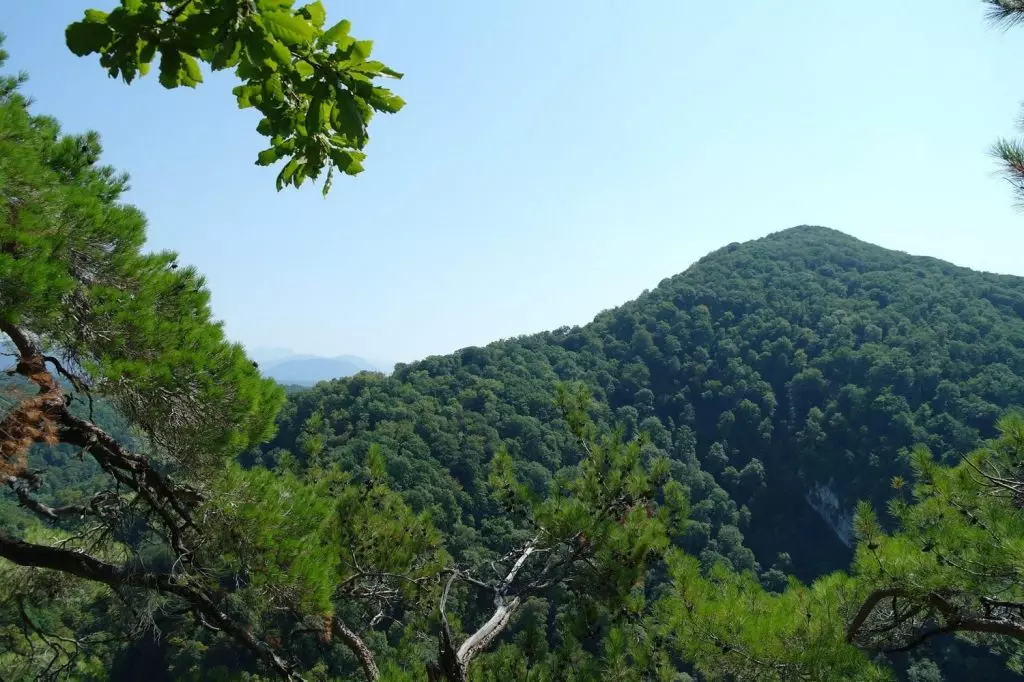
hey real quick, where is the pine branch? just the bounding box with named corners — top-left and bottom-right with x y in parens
top-left (331, 617), bottom-right (380, 682)
top-left (3, 474), bottom-right (96, 521)
top-left (984, 0), bottom-right (1024, 28)
top-left (848, 586), bottom-right (1024, 652)
top-left (0, 530), bottom-right (301, 680)
top-left (0, 320), bottom-right (301, 680)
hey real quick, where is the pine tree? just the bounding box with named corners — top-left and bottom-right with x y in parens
top-left (652, 552), bottom-right (889, 681)
top-left (281, 383), bottom-right (691, 682)
top-left (846, 413), bottom-right (1024, 672)
top-left (0, 34), bottom-right (308, 678)
top-left (985, 1), bottom-right (1024, 205)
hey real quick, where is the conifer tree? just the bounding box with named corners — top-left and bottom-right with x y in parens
top-left (266, 384), bottom-right (689, 682)
top-left (414, 384), bottom-right (687, 682)
top-left (652, 553), bottom-right (889, 681)
top-left (846, 413), bottom-right (1024, 671)
top-left (0, 34), bottom-right (319, 679)
top-left (986, 1), bottom-right (1024, 205)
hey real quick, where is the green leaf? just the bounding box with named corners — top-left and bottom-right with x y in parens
top-left (242, 38), bottom-right (278, 73)
top-left (181, 53), bottom-right (203, 86)
top-left (321, 19), bottom-right (351, 46)
top-left (83, 9), bottom-right (109, 22)
top-left (277, 158), bottom-right (301, 190)
top-left (351, 61), bottom-right (403, 80)
top-left (136, 40), bottom-right (156, 76)
top-left (138, 40), bottom-right (157, 66)
top-left (211, 40), bottom-right (243, 70)
top-left (262, 74), bottom-right (285, 103)
top-left (158, 47), bottom-right (182, 88)
top-left (256, 147), bottom-right (280, 166)
top-left (233, 84), bottom-right (261, 108)
top-left (266, 37), bottom-right (292, 66)
top-left (65, 20), bottom-right (114, 56)
top-left (305, 96), bottom-right (325, 134)
top-left (293, 163), bottom-right (308, 187)
top-left (236, 57), bottom-right (261, 80)
top-left (295, 60), bottom-right (315, 78)
top-left (353, 40), bottom-right (373, 60)
top-left (104, 6), bottom-right (133, 32)
top-left (368, 88), bottom-right (405, 114)
top-left (330, 89), bottom-right (367, 145)
top-left (263, 11), bottom-right (315, 45)
top-left (330, 149), bottom-right (366, 175)
top-left (299, 1), bottom-right (327, 28)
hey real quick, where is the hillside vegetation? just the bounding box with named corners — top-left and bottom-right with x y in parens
top-left (253, 226), bottom-right (1024, 679)
top-left (270, 226), bottom-right (1024, 572)
top-left (7, 1), bottom-right (1024, 678)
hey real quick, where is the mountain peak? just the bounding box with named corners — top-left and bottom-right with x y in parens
top-left (246, 348), bottom-right (383, 386)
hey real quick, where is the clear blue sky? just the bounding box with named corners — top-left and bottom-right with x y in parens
top-left (2, 1), bottom-right (1023, 364)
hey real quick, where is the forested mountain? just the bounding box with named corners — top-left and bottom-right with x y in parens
top-left (250, 349), bottom-right (382, 386)
top-left (269, 225), bottom-right (1024, 567)
top-left (8, 1), bottom-right (1024, 677)
top-left (8, 209), bottom-right (1024, 679)
top-left (255, 225), bottom-right (1024, 679)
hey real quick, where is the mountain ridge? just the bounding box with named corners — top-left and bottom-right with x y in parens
top-left (248, 348), bottom-right (385, 386)
top-left (273, 224), bottom-right (1024, 587)
top-left (429, 224), bottom-right (1017, 363)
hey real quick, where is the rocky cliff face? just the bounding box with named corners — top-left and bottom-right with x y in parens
top-left (805, 481), bottom-right (854, 548)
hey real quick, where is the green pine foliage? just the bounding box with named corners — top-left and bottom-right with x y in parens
top-left (654, 552), bottom-right (886, 681)
top-left (0, 33), bottom-right (283, 472)
top-left (7, 2), bottom-right (1024, 678)
top-left (0, 35), bottom-right (331, 680)
top-left (0, 524), bottom-right (123, 680)
top-left (846, 412), bottom-right (1024, 670)
top-left (210, 464), bottom-right (342, 615)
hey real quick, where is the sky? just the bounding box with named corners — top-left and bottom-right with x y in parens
top-left (1, 1), bottom-right (1023, 365)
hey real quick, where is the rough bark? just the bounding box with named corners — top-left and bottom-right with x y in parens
top-left (332, 617), bottom-right (380, 682)
top-left (1, 321), bottom-right (201, 554)
top-left (846, 587), bottom-right (903, 644)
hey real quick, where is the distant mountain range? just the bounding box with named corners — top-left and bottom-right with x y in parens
top-left (247, 347), bottom-right (386, 386)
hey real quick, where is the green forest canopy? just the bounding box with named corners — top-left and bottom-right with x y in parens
top-left (6, 0), bottom-right (1024, 680)
top-left (5, 91), bottom-right (1024, 678)
top-left (261, 224), bottom-right (1024, 679)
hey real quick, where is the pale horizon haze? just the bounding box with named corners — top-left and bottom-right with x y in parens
top-left (2, 1), bottom-right (1023, 365)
